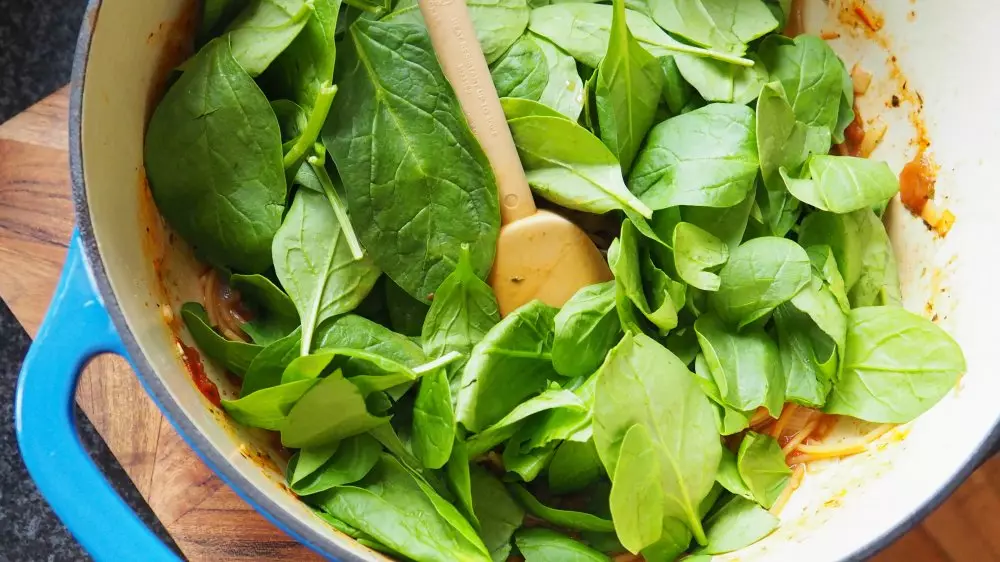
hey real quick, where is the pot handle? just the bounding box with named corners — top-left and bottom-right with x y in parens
top-left (15, 231), bottom-right (181, 562)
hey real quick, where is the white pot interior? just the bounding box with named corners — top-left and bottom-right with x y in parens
top-left (76, 0), bottom-right (1000, 560)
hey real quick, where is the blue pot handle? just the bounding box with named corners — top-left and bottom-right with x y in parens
top-left (15, 231), bottom-right (181, 562)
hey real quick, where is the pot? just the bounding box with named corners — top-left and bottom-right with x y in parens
top-left (14, 0), bottom-right (1000, 560)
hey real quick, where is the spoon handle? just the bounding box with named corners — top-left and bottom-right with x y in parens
top-left (419, 0), bottom-right (536, 225)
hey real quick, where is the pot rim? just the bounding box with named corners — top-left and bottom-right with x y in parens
top-left (66, 1), bottom-right (1000, 560)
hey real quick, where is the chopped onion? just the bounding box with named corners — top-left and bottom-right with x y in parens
top-left (857, 119), bottom-right (888, 158)
top-left (851, 63), bottom-right (873, 95)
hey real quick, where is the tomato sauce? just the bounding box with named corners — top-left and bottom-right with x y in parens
top-left (177, 338), bottom-right (222, 408)
top-left (898, 152), bottom-right (935, 216)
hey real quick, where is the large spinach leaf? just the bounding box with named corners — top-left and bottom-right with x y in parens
top-left (281, 369), bottom-right (389, 447)
top-left (548, 440), bottom-right (604, 494)
top-left (536, 35), bottom-right (586, 120)
top-left (273, 189), bottom-right (380, 355)
top-left (261, 0), bottom-right (342, 109)
top-left (592, 0), bottom-right (664, 171)
top-left (316, 314), bottom-right (427, 372)
top-left (774, 304), bottom-right (835, 408)
top-left (467, 388), bottom-right (586, 457)
top-left (609, 219), bottom-right (683, 333)
top-left (756, 81), bottom-right (811, 237)
top-left (412, 369), bottom-right (455, 469)
top-left (508, 484), bottom-right (614, 532)
top-left (241, 328), bottom-right (302, 396)
top-left (708, 236), bottom-right (811, 328)
top-left (593, 333), bottom-right (721, 545)
top-left (181, 302), bottom-right (262, 377)
top-left (528, 4), bottom-right (753, 68)
top-left (609, 423), bottom-right (664, 552)
top-left (797, 210), bottom-right (865, 291)
top-left (386, 0), bottom-right (529, 64)
top-left (736, 431), bottom-right (790, 508)
top-left (782, 156), bottom-right (900, 214)
top-left (674, 52), bottom-right (768, 104)
top-left (320, 454), bottom-right (492, 562)
top-left (227, 0), bottom-right (315, 76)
top-left (849, 209), bottom-right (902, 308)
top-left (515, 528), bottom-right (611, 562)
top-left (696, 495), bottom-right (778, 555)
top-left (552, 281), bottom-right (622, 378)
top-left (629, 104), bottom-right (758, 210)
top-left (672, 222), bottom-right (729, 291)
top-left (694, 314), bottom-right (784, 416)
top-left (324, 18), bottom-right (500, 303)
top-left (826, 307), bottom-right (965, 423)
top-left (456, 300), bottom-right (559, 432)
top-left (145, 38), bottom-right (285, 273)
top-left (502, 98), bottom-right (652, 217)
top-left (288, 434), bottom-right (381, 495)
top-left (421, 245), bottom-right (500, 379)
top-left (221, 378), bottom-right (317, 429)
top-left (649, 0), bottom-right (777, 54)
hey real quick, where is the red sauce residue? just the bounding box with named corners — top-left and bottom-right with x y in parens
top-left (177, 338), bottom-right (222, 408)
top-left (899, 152), bottom-right (935, 215)
top-left (840, 105), bottom-right (866, 157)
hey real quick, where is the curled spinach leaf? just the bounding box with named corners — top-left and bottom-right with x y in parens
top-left (536, 35), bottom-right (586, 120)
top-left (736, 431), bottom-right (790, 509)
top-left (782, 155), bottom-right (900, 214)
top-left (694, 314), bottom-right (784, 416)
top-left (470, 465), bottom-right (525, 561)
top-left (552, 281), bottom-right (622, 378)
top-left (281, 369), bottom-right (390, 447)
top-left (696, 495), bottom-right (778, 555)
top-left (490, 34), bottom-right (550, 101)
top-left (515, 528), bottom-right (611, 562)
top-left (413, 369), bottom-right (456, 469)
top-left (227, 0), bottom-right (316, 76)
top-left (649, 0), bottom-right (777, 54)
top-left (288, 434), bottom-right (381, 495)
top-left (508, 484), bottom-right (615, 532)
top-left (181, 302), bottom-right (262, 376)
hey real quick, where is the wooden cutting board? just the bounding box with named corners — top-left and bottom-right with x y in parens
top-left (1, 88), bottom-right (998, 562)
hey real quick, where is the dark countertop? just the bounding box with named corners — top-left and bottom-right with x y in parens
top-left (0, 1), bottom-right (174, 559)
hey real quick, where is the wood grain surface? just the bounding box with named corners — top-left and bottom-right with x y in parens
top-left (1, 89), bottom-right (996, 562)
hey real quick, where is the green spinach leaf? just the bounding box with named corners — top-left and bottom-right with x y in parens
top-left (609, 423), bottom-right (664, 552)
top-left (241, 328), bottom-right (302, 396)
top-left (782, 156), bottom-right (900, 214)
top-left (413, 369), bottom-right (455, 469)
top-left (281, 369), bottom-right (389, 447)
top-left (230, 274), bottom-right (299, 345)
top-left (715, 448), bottom-right (754, 501)
top-left (447, 439), bottom-right (478, 526)
top-left (490, 34), bottom-right (550, 101)
top-left (697, 495), bottom-right (778, 555)
top-left (593, 0), bottom-right (665, 171)
top-left (694, 314), bottom-right (784, 416)
top-left (536, 35), bottom-right (586, 120)
top-left (849, 209), bottom-right (902, 308)
top-left (316, 314), bottom-right (427, 373)
top-left (261, 0), bottom-right (342, 109)
top-left (797, 210), bottom-right (865, 291)
top-left (756, 81), bottom-right (812, 237)
top-left (552, 281), bottom-right (622, 378)
top-left (287, 441), bottom-right (340, 486)
top-left (502, 98), bottom-right (652, 217)
top-left (630, 104), bottom-right (758, 210)
top-left (457, 300), bottom-right (559, 432)
top-left (467, 388), bottom-right (586, 457)
top-left (145, 38), bottom-right (284, 273)
top-left (548, 440), bottom-right (604, 494)
top-left (508, 484), bottom-right (615, 532)
top-left (649, 0), bottom-right (777, 53)
top-left (826, 307), bottom-right (966, 423)
top-left (324, 18), bottom-right (500, 303)
top-left (609, 220), bottom-right (681, 332)
top-left (708, 236), bottom-right (811, 328)
top-left (386, 0), bottom-right (529, 64)
top-left (385, 278), bottom-right (429, 337)
top-left (288, 434), bottom-right (381, 495)
top-left (227, 0), bottom-right (315, 76)
top-left (672, 222), bottom-right (729, 291)
top-left (774, 304), bottom-right (835, 408)
top-left (674, 52), bottom-right (768, 104)
top-left (737, 431), bottom-right (790, 508)
top-left (693, 353), bottom-right (752, 435)
top-left (683, 188), bottom-right (756, 251)
top-left (470, 466), bottom-right (526, 561)
top-left (593, 333), bottom-right (721, 544)
top-left (222, 378), bottom-right (318, 429)
top-left (515, 528), bottom-right (611, 562)
top-left (181, 302), bottom-right (262, 377)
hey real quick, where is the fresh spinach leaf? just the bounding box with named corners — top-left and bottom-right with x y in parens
top-left (470, 465), bottom-right (525, 561)
top-left (221, 378), bottom-right (318, 430)
top-left (774, 304), bottom-right (835, 407)
top-left (849, 209), bottom-right (902, 308)
top-left (593, 333), bottom-right (721, 544)
top-left (447, 439), bottom-right (479, 526)
top-left (145, 38), bottom-right (285, 273)
top-left (280, 350), bottom-right (337, 383)
top-left (797, 210), bottom-right (865, 291)
top-left (421, 245), bottom-right (500, 379)
top-left (552, 281), bottom-right (622, 378)
top-left (782, 156), bottom-right (900, 214)
top-left (593, 0), bottom-right (665, 171)
top-left (320, 454), bottom-right (492, 562)
top-left (649, 0), bottom-right (777, 54)
top-left (694, 314), bottom-right (784, 416)
top-left (807, 245), bottom-right (851, 312)
top-left (230, 274), bottom-right (299, 345)
top-left (324, 18), bottom-right (500, 303)
top-left (490, 34), bottom-right (550, 101)
top-left (672, 222), bottom-right (729, 291)
top-left (737, 431), bottom-right (790, 509)
top-left (385, 278), bottom-right (429, 337)
top-left (758, 34), bottom-right (845, 145)
top-left (227, 0), bottom-right (315, 76)
top-left (457, 300), bottom-right (559, 432)
top-left (508, 484), bottom-right (615, 532)
top-left (609, 220), bottom-right (681, 332)
top-left (516, 374), bottom-right (597, 451)
top-left (181, 302), bottom-right (262, 377)
top-left (548, 440), bottom-right (604, 494)
top-left (659, 55), bottom-right (695, 115)
top-left (708, 236), bottom-right (811, 328)
top-left (756, 81), bottom-right (812, 237)
top-left (261, 0), bottom-right (342, 109)
top-left (386, 0), bottom-right (529, 64)
top-left (683, 188), bottom-right (756, 251)
top-left (609, 423), bottom-right (664, 552)
top-left (825, 307), bottom-right (966, 423)
top-left (287, 441), bottom-right (340, 487)
top-left (289, 434), bottom-right (381, 495)
top-left (535, 35), bottom-right (586, 120)
top-left (693, 353), bottom-right (752, 435)
top-left (241, 328), bottom-right (303, 396)
top-left (697, 495), bottom-right (778, 555)
top-left (467, 388), bottom-right (586, 457)
top-left (273, 189), bottom-right (380, 355)
top-left (715, 448), bottom-right (754, 501)
top-left (502, 98), bottom-right (652, 217)
top-left (674, 53), bottom-right (768, 104)
top-left (528, 4), bottom-right (753, 68)
top-left (281, 369), bottom-right (389, 447)
top-left (413, 369), bottom-right (455, 469)
top-left (503, 443), bottom-right (557, 482)
top-left (316, 314), bottom-right (427, 373)
top-left (629, 104), bottom-right (759, 210)
top-left (200, 0), bottom-right (250, 39)
top-left (515, 528), bottom-right (611, 562)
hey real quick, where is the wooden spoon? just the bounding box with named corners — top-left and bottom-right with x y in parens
top-left (419, 0), bottom-right (613, 317)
